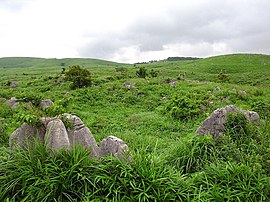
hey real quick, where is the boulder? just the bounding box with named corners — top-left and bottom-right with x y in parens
top-left (197, 105), bottom-right (259, 137)
top-left (64, 113), bottom-right (99, 157)
top-left (9, 123), bottom-right (45, 149)
top-left (39, 99), bottom-right (54, 109)
top-left (238, 90), bottom-right (247, 95)
top-left (213, 86), bottom-right (221, 92)
top-left (45, 118), bottom-right (70, 151)
top-left (9, 82), bottom-right (18, 88)
top-left (169, 79), bottom-right (177, 87)
top-left (6, 97), bottom-right (18, 108)
top-left (100, 136), bottom-right (129, 159)
top-left (124, 82), bottom-right (136, 89)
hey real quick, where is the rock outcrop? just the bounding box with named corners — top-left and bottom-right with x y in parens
top-left (6, 97), bottom-right (18, 108)
top-left (9, 114), bottom-right (129, 159)
top-left (100, 136), bottom-right (129, 159)
top-left (9, 82), bottom-right (18, 88)
top-left (39, 99), bottom-right (54, 109)
top-left (197, 105), bottom-right (259, 137)
top-left (124, 82), bottom-right (136, 89)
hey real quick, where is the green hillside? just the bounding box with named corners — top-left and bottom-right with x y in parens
top-left (0, 57), bottom-right (122, 68)
top-left (1, 53), bottom-right (270, 201)
top-left (138, 53), bottom-right (270, 86)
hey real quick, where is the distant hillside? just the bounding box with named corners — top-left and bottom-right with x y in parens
top-left (0, 57), bottom-right (123, 68)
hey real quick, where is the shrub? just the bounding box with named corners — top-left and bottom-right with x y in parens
top-left (149, 69), bottom-right (158, 77)
top-left (136, 67), bottom-right (148, 78)
top-left (218, 71), bottom-right (229, 82)
top-left (64, 65), bottom-right (92, 89)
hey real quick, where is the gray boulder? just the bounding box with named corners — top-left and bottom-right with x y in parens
top-left (169, 79), bottom-right (177, 87)
top-left (9, 123), bottom-right (45, 149)
top-left (64, 113), bottom-right (99, 157)
top-left (100, 136), bottom-right (129, 159)
top-left (197, 105), bottom-right (259, 137)
top-left (213, 86), bottom-right (221, 92)
top-left (9, 82), bottom-right (18, 88)
top-left (39, 99), bottom-right (54, 109)
top-left (124, 82), bottom-right (136, 89)
top-left (45, 118), bottom-right (70, 151)
top-left (6, 97), bottom-right (18, 108)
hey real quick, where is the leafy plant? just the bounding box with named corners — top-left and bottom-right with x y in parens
top-left (166, 92), bottom-right (203, 120)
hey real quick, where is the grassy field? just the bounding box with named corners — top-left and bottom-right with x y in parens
top-left (0, 54), bottom-right (270, 201)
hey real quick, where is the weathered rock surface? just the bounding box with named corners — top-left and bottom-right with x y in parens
top-left (9, 82), bottom-right (18, 88)
top-left (6, 97), bottom-right (18, 108)
top-left (9, 123), bottom-right (45, 149)
top-left (39, 99), bottom-right (54, 109)
top-left (197, 105), bottom-right (259, 137)
top-left (124, 82), bottom-right (136, 89)
top-left (64, 113), bottom-right (99, 156)
top-left (100, 136), bottom-right (129, 159)
top-left (45, 118), bottom-right (70, 151)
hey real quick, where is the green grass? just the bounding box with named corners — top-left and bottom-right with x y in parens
top-left (1, 53), bottom-right (270, 201)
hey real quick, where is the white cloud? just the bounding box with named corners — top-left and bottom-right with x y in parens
top-left (0, 0), bottom-right (269, 62)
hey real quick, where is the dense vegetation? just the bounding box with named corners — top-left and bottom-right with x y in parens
top-left (0, 54), bottom-right (270, 201)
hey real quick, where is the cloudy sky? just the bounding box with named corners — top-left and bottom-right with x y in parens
top-left (0, 0), bottom-right (269, 63)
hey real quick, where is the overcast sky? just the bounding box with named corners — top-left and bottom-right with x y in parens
top-left (0, 0), bottom-right (269, 63)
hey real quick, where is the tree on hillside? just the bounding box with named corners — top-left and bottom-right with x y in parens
top-left (64, 65), bottom-right (92, 89)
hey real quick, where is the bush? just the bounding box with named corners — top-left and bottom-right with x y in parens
top-left (149, 69), bottom-right (158, 77)
top-left (218, 71), bottom-right (229, 82)
top-left (166, 92), bottom-right (204, 120)
top-left (136, 67), bottom-right (148, 78)
top-left (64, 65), bottom-right (92, 89)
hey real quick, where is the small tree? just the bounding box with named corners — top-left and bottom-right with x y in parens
top-left (136, 67), bottom-right (148, 78)
top-left (64, 65), bottom-right (92, 89)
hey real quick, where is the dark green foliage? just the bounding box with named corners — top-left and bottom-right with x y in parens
top-left (136, 67), bottom-right (148, 78)
top-left (218, 71), bottom-right (229, 82)
top-left (166, 57), bottom-right (200, 61)
top-left (64, 65), bottom-right (92, 89)
top-left (149, 69), bottom-right (158, 77)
